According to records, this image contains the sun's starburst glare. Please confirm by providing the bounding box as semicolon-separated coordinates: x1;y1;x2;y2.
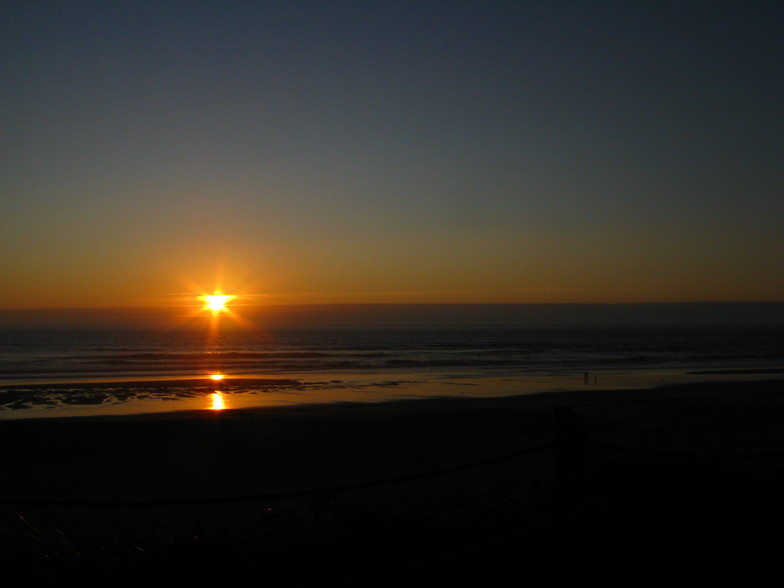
200;294;233;313
176;279;258;338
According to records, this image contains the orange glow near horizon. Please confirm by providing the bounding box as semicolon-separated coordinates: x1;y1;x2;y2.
209;373;225;381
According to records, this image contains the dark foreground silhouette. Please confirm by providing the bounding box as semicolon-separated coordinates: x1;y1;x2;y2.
2;379;784;587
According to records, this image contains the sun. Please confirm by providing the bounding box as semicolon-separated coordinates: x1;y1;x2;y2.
200;294;234;312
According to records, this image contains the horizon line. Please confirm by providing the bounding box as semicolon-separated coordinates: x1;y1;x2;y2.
3;300;784;312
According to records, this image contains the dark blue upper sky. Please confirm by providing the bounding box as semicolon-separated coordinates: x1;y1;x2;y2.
2;1;783;308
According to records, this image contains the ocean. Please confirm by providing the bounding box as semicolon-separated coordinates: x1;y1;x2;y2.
1;325;783;419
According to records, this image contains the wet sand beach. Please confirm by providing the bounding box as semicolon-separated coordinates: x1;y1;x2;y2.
2;378;784;586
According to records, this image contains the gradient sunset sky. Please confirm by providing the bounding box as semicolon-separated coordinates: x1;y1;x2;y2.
2;1;782;309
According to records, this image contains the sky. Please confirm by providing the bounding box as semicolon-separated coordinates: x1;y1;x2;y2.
2;1;783;310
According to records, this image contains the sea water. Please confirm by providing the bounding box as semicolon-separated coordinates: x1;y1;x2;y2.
1;325;783;418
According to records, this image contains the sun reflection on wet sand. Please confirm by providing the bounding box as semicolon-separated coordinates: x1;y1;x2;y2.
209;391;226;411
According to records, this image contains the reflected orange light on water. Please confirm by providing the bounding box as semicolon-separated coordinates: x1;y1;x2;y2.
209;391;226;411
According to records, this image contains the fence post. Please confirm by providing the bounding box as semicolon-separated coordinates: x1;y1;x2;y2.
553;406;589;522
551;406;590;583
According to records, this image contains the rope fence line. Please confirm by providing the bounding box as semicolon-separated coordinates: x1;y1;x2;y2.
5;405;784;585
0;441;555;509
582;508;784;538
4;407;784;508
585;441;784;459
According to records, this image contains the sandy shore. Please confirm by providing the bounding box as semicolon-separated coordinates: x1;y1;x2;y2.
3;378;784;586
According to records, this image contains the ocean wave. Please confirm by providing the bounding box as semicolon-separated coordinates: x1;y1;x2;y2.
3;326;784;382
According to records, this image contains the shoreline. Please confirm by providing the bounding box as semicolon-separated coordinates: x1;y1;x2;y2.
3;373;784;423
0;369;780;422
